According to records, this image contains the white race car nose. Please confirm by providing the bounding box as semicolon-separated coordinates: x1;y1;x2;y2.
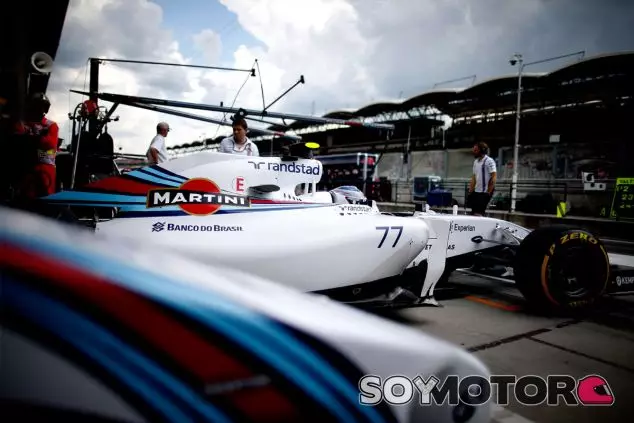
405;216;431;262
375;214;431;265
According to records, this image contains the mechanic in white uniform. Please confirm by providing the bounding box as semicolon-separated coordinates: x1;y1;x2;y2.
218;117;259;156
146;121;170;165
468;141;497;216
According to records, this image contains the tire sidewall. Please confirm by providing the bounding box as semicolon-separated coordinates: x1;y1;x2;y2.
515;226;610;310
542;229;609;308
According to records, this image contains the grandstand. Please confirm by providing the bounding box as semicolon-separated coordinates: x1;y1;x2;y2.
169;51;633;168
265;51;632;156
166;51;633;217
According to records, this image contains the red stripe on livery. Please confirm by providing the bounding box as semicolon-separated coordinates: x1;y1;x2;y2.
250;199;317;205
0;245;251;382
1;244;305;421
84;175;165;195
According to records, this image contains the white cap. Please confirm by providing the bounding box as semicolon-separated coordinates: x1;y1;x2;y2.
157;121;170;130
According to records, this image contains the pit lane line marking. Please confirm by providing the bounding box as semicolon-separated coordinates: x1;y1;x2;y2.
527;337;634;374
464;295;522;312
466;320;581;353
456;269;516;284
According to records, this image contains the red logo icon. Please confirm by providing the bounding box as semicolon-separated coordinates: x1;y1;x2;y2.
178;179;223;216
233;176;245;193
577;375;615;406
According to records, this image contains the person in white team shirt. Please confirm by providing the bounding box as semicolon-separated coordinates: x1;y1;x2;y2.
468;141;497;216
218;117;259;156
146;122;170;165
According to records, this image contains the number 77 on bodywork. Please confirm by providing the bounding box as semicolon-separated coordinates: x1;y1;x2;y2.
376;226;404;248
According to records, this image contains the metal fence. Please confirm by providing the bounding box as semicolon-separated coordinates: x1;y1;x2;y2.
386;177;628;219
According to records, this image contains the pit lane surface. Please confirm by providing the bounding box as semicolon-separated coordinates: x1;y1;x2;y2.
389;253;634;423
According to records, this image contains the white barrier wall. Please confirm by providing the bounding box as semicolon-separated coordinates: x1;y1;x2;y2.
376;143;616;214
377;143;615;182
376;149;471;181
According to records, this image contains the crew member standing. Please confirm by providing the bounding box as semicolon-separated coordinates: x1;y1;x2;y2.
13;92;59;199
218;117;259;156
146;121;170;165
468;141;497;216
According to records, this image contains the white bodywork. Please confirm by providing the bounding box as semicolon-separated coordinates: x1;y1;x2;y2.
43;150;536;302
46;151;431;293
404;212;532;298
1;206;492;422
99;207;428;292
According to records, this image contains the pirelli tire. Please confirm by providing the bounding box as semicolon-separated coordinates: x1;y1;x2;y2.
513;225;610;311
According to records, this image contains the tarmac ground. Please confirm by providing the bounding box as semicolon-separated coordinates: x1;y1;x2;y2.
380;252;634;422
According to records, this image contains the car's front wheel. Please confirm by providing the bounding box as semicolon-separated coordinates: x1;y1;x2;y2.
513;225;610;312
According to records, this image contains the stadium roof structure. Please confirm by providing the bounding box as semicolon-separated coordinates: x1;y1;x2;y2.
167;51;633;153
323;110;357;119
262;50;634;134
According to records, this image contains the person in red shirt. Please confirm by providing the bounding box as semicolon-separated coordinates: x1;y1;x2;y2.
81;98;98;117
14;92;59;199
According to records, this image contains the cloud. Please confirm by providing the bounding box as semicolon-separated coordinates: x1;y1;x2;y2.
217;0;381;113
349;0;634;95
223;0;633;103
46;0;634;155
193;29;223;63
48;0;258;155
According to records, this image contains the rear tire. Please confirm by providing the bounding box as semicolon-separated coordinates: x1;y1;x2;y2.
513;225;610;311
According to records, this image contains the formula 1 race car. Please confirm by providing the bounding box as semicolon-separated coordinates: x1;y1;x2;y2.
37;148;633;313
0;204;493;423
397;210;634;312
23;59;628;314
40;150;431;300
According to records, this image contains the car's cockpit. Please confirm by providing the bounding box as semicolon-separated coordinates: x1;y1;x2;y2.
295;183;372;206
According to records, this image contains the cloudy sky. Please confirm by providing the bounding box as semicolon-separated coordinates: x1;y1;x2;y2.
46;0;634;155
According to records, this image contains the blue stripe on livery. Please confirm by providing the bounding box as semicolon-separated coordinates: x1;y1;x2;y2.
140;167;188;185
42;164;338;215
115;204;336;217
44;191;146;204
1;229;387;423
125;170;183;188
4;277;232;423
149;165;189;183
118;210;189;218
43;189;336;214
41;186;337;215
